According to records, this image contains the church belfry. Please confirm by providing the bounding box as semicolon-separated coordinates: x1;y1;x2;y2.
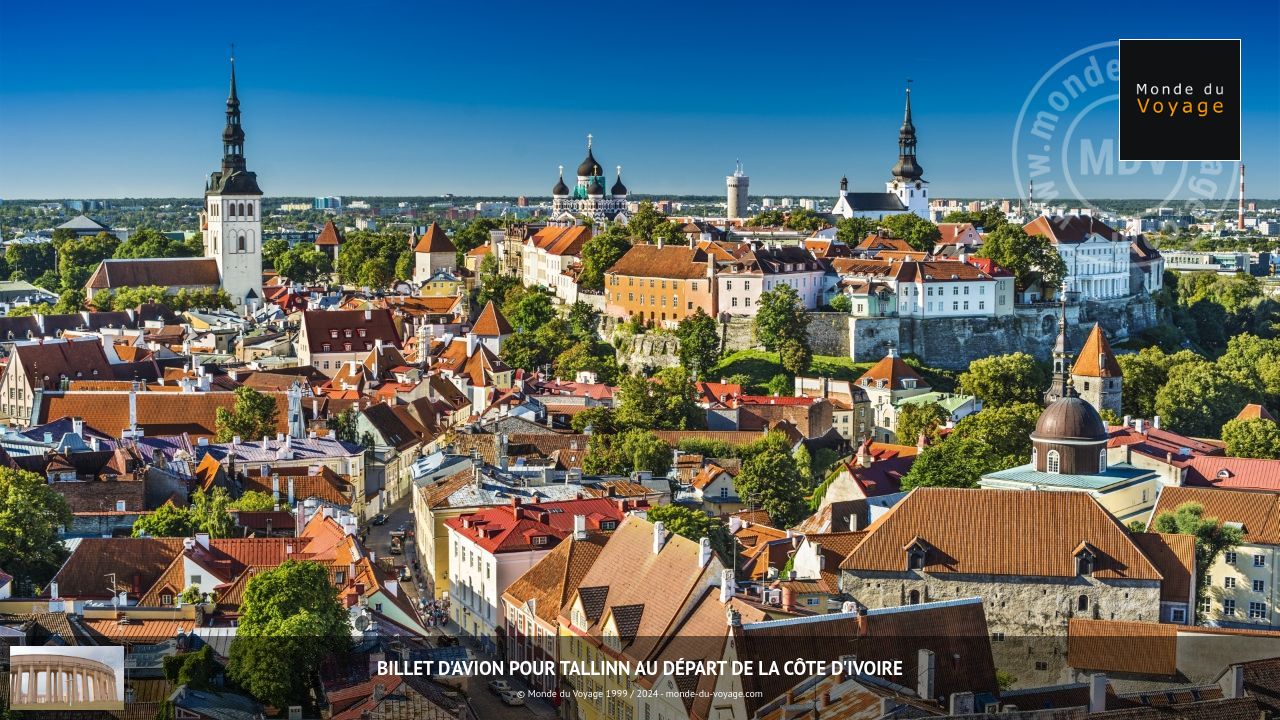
1044;291;1074;406
887;83;928;217
202;53;263;311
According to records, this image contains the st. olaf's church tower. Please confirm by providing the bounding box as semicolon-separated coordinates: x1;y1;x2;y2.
200;56;263;310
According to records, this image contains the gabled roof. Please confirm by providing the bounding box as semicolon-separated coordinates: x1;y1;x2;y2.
503;535;609;626
37;391;290;439
448;497;637;554
314;220;343;246
1235;403;1276;423
1131;532;1195;603
605;244;709;280
1024;214;1124;244
301;309;402;354
1151;485;1280;545
837;192;906;212
414;223;456;254
85;258;221;290
529;225;591;257
471;301;513;337
7;338;113;390
57;214;109;231
1068;618;1178;676
1182;456;1280;492
855;352;926;391
839;487;1162;580
1073;324;1123;378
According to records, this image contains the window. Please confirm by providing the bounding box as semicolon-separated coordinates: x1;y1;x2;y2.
1035;662;1048;671
908;589;920;604
1171;607;1187;623
1077;595;1089;612
1225;577;1237;588
1226;551;1237;564
992;632;1005;642
1199;597;1212;613
805;597;820;606
1250;602;1267;619
247;203;254;218
1046;449;1060;474
190;575;202;586
952;301;958;311
1256;555;1267;567
1254;579;1265;593
532;536;547;546
1224;599;1236;616
237;234;246;252
116;500;126;512
1099;449;1108;472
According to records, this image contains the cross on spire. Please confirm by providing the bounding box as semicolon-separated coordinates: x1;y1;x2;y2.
587;133;593;149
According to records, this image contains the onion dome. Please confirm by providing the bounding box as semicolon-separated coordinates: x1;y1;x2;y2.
577;134;600;177
587;175;605;197
611;166;627;197
1032;392;1109;443
552;165;569;196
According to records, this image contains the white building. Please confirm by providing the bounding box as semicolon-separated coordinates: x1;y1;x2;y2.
833;258;1014;319
717;243;825;315
520;225;591;305
833;87;929;221
1024;215;1132;300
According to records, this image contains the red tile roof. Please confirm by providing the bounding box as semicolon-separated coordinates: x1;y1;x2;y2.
446;497;642;554
856;352;926;390
1152;485;1280;545
529;225;591;257
8;338;113;390
471;300;513;337
301;309;402;354
1073;324;1123;377
37;391;290;439
413;223;456;254
314;220;343;246
86;258;221;290
1182;456;1280;491
1024;215;1124;244
606;244;709;280
1235;404;1277;423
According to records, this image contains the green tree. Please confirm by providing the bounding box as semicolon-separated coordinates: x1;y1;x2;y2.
501;318;574;373
835;217;877;245
879;213;941;251
578;225;632;290
581;433;625;475
1153;360;1253;438
778;337;812;376
133;501;194;538
627;202;665;243
566;301;600;341
356;256;392;288
6;242;56;283
1116;347;1202;418
646;505;730;561
555;340;619;385
617;429;673;476
747;209;786;228
179;585;205;605
452;218;499;267
1151;502;1243;621
53;287;85;314
615;367;698;430
227;560;352;709
675;308;721;380
1220;417;1280;459
5;303;50;317
958;352;1048;408
474;253;519;309
783;208;827;233
56;231;119;290
976;224;1068;291
900;436;989;491
0;467;72;589
504;288;556;332
947;403;1042;469
114;228;201;259
734;443;807;528
189;488;235;538
941;207;1008;231
896;402;949;445
163;645;218;691
754;283;811;363
262;238;289;269
215;386;280;443
230;490;278;512
274;244;333;285
326;408;359;444
829;294;852;313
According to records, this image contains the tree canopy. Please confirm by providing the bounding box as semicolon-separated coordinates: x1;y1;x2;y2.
879;213;941;251
896;402;949;446
1151;501;1243;620
958;352;1048;407
274;243;333;285
733;436;807;528
0;467;72;589
675;308;721;380
754;284;811;375
215;386;280;443
578;225;632;291
615;367;699;430
1220;417;1280;459
975;224;1067;291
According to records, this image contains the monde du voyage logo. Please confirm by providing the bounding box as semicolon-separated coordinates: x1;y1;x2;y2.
1119;39;1241;161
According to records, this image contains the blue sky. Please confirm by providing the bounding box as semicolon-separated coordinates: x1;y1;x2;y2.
0;0;1276;200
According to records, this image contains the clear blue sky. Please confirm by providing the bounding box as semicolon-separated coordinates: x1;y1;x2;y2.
1;0;1276;200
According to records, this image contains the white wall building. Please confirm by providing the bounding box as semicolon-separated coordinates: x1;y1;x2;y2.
1024;215;1132;300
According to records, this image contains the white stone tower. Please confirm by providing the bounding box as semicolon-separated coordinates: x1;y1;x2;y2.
727;160;749;219
886;84;929;219
202;55;263;311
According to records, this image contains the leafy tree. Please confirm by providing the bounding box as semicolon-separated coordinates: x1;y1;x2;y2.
675;308;721;380
570;407;617;434
941;207;1008;231
794;444;814;486
474;253;518;310
163;645;218;691
619;429;673;476
53;287;85;314
763;373;792;396
646;505;730;561
778;337;812;376
189;488;235;538
879;213;941;251
179;585;205;605
504;287;556;332
754;283;811;362
114;228;201;259
734;442;807;528
835;217;877;245
262;238;289;269
615;367;699;430
1153;360;1253;438
227;560;352;709
896;402;949;445
581;433;625;475
335;230;411;286
1116;347;1202;418
1220;417;1280;459
274;243;333;285
501;318;574;374
56;231;119;290
947;403;1041;469
829;294;852;313
230;490;278;512
747;209;786;228
555;340;619;384
1216;335;1280;410
215;386;280;442
1151;502;1243;621
133;501;194;538
900;436;989;491
357;256;392;288
5;303;50;317
578;225;632;290
0;467;72;588
6;241;56;283
627;202;665;243
326;408;359;444
783;208;827;233
958;352;1047;408
976;224;1067;291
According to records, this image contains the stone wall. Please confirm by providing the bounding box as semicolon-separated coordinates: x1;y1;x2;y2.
616;333;681;374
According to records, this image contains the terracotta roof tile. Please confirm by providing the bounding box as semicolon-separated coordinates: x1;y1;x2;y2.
1025;215;1124;244
1132;532;1195;603
1182;456;1280;491
301;309;402;355
503;535;609;625
414;223;456;254
606;244;709;280
529;225;591;257
856;353;926;390
7;339;113;390
1073;324;1123;377
471;300;513;337
1068;618;1178;676
314;220;343;246
1235;404;1277;423
38;390;289;439
1152;485;1280;545
86;258;220;290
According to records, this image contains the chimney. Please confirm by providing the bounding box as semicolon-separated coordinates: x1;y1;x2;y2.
728;515;742;534
653;521;666;555
272;474;280;502
49;581;59;599
385;579;399;596
72;417;84;438
1153;415;1161;429
1134;418;1145;434
949;692;975;715
364;309;372;322
699;537;713;567
287;477;295;506
195;532;210;550
465;332;477;357
917;649;936;700
1221;665;1245;699
1089;673;1108;712
719;567;735;603
573;514;587;540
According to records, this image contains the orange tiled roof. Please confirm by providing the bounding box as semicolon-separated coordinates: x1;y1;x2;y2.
38;391;289;439
856;353;925;389
529;225;591;257
503;535;609;626
1068;618;1178;676
414;223;456;253
606;244;709;280
1072;324;1123;377
471;300;513;336
315;220;343;246
1235;404;1277;423
1152;485;1280;545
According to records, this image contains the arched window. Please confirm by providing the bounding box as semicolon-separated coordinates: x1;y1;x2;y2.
237;234;246;252
1098;449;1108;472
1031;448;1038;466
1077;595;1089;612
908;589;921;605
1046;449;1061;474
239;202;246;217
247;203;254;218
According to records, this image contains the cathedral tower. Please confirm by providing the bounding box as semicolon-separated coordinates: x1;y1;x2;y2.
202;55;263;310
886;84;928;218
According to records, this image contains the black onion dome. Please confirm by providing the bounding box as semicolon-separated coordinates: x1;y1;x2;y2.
588;176;605;196
553;172;569;196
892;156;924;181
577;148;601;177
1032;394;1108;443
611;170;627;196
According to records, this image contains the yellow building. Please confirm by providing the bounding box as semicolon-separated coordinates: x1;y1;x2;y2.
1152;485;1280;628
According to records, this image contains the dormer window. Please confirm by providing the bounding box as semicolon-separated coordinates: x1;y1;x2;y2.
1075;546;1097;577
532;536;548;546
329;329;339;339
905;538;929;571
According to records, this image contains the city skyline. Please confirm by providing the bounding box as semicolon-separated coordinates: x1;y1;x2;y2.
1;0;1278;200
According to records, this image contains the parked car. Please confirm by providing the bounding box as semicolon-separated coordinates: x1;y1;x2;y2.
498;689;525;706
488;680;512;694
371;514;388;525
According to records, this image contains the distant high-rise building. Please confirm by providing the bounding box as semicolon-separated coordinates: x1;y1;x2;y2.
517;196;528;207
726;160;749;219
313;196;342;211
780;197;793;208
761;198;774;208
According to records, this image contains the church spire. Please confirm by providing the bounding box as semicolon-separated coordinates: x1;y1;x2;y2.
221;53;247;176
1044;285;1076;405
891;81;924;182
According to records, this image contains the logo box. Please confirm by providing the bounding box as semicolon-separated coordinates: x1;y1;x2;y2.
1119;39;1241;161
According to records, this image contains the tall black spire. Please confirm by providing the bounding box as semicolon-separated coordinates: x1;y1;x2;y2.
1044;286;1075;405
207;53;261;197
891;82;924;181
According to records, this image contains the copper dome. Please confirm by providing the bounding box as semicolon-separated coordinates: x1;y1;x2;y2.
1032;395;1108;443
